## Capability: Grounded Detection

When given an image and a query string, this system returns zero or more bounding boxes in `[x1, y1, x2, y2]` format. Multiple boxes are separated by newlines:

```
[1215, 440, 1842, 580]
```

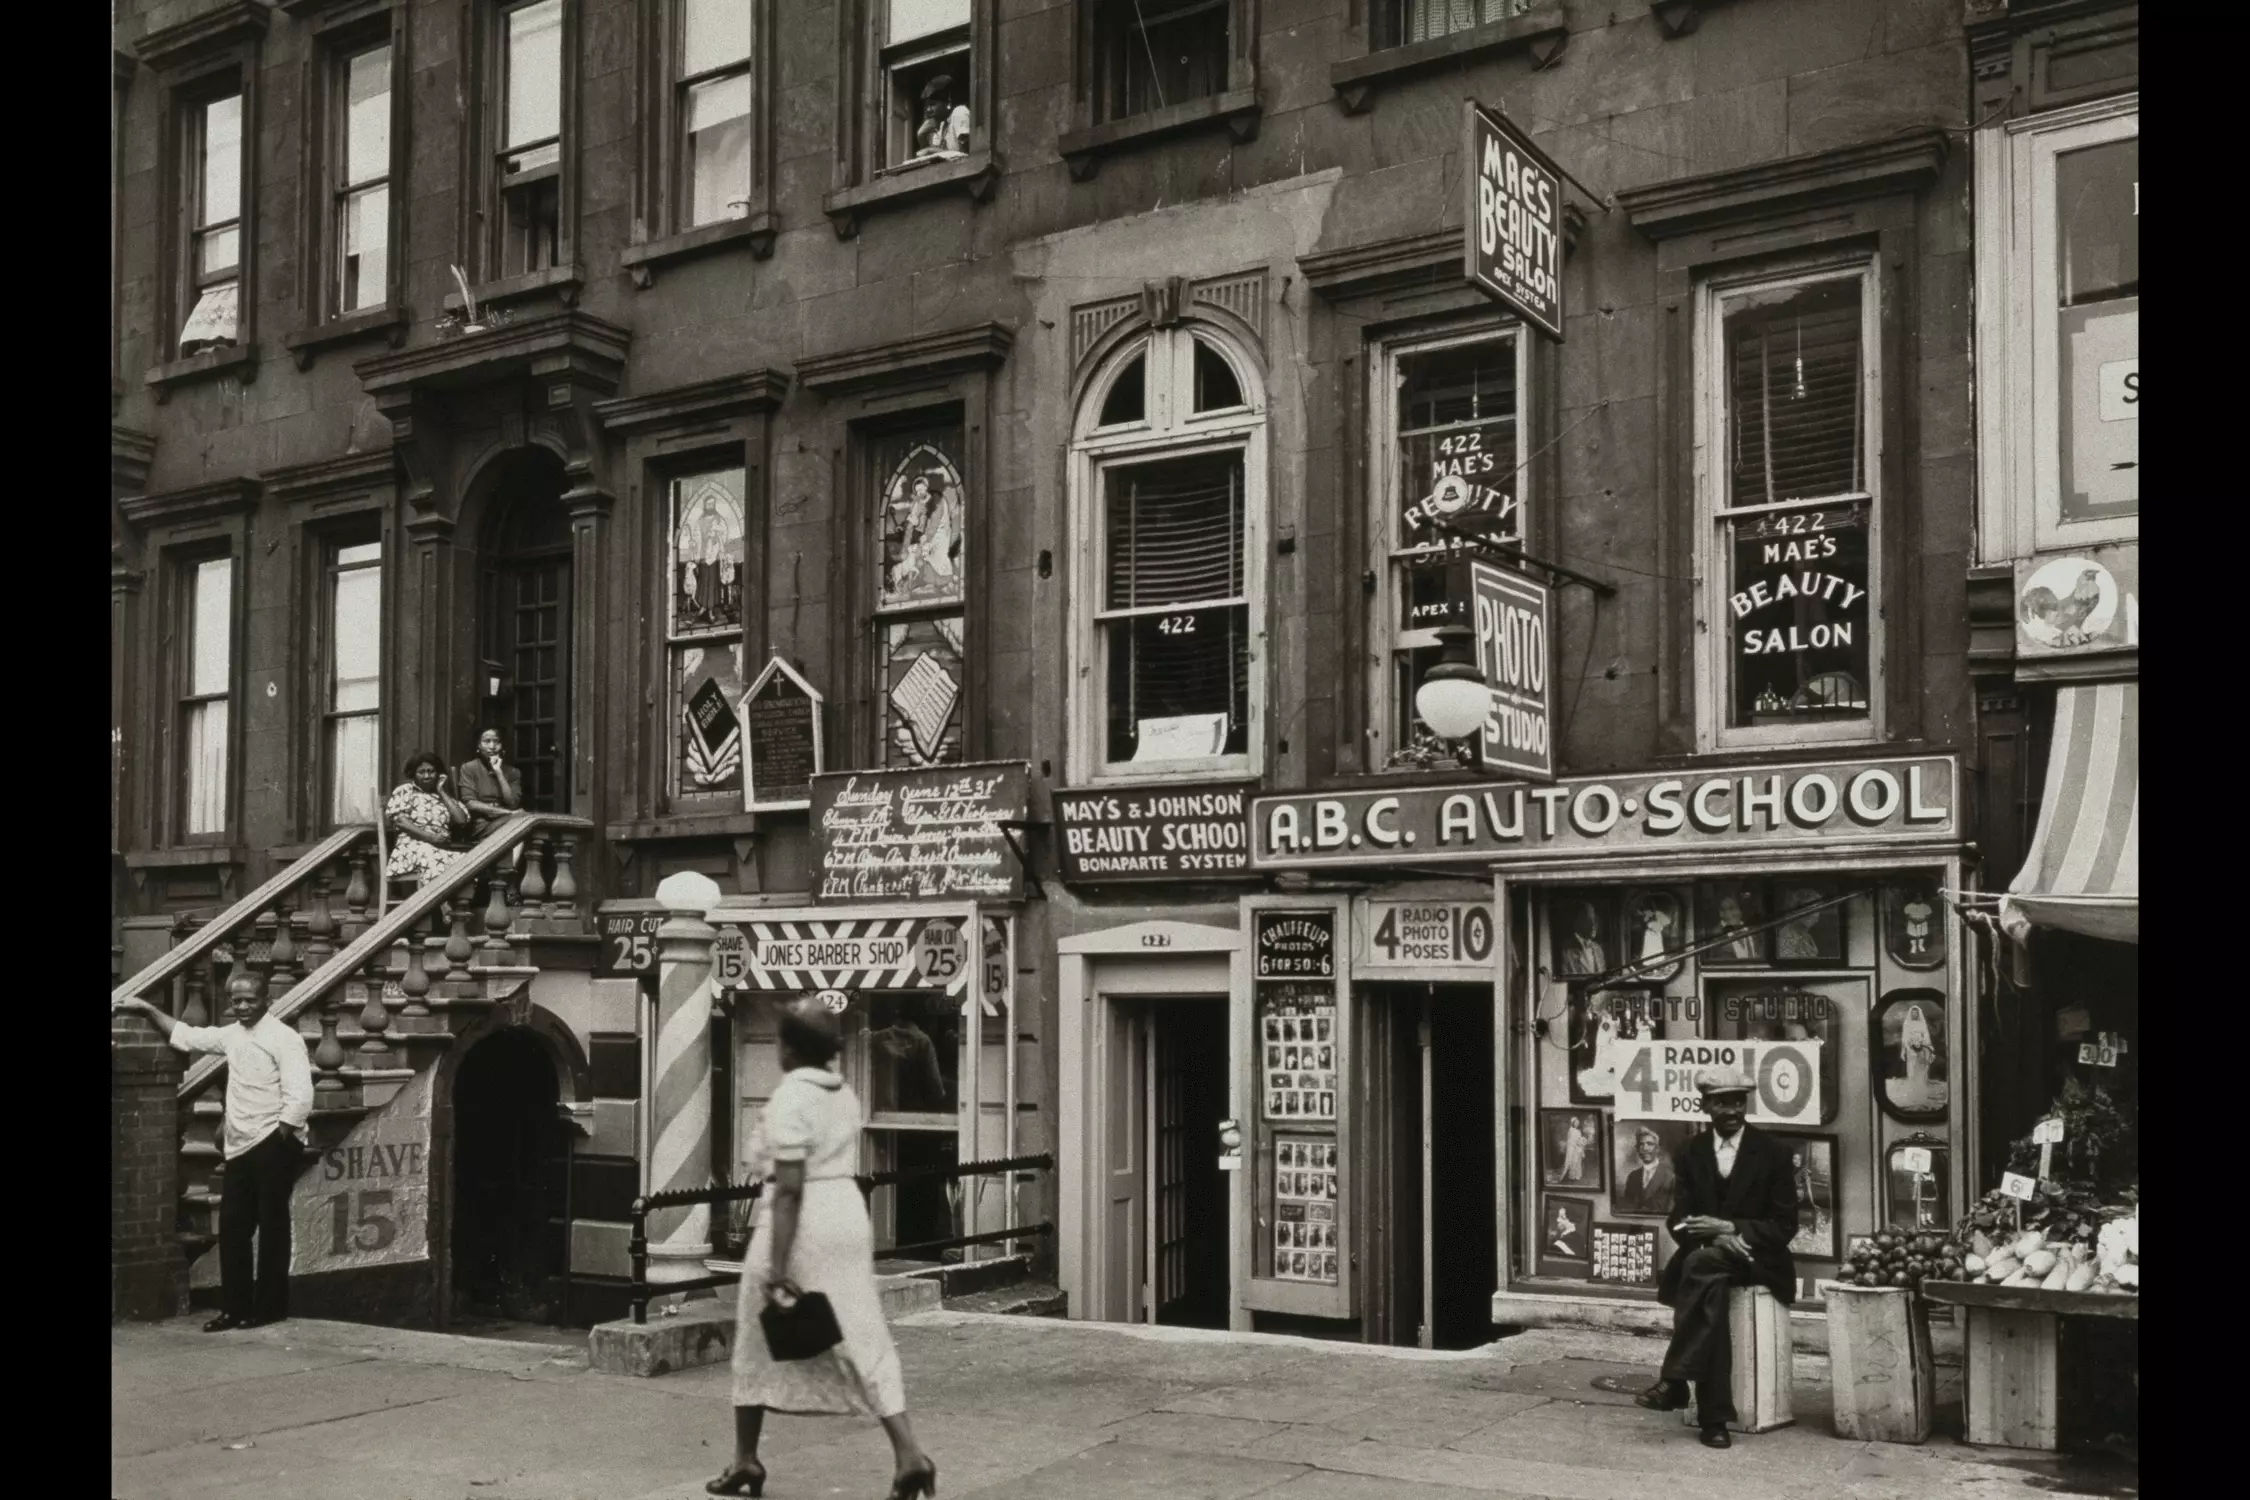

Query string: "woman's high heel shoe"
[706, 1457, 766, 1497]
[884, 1455, 937, 1499]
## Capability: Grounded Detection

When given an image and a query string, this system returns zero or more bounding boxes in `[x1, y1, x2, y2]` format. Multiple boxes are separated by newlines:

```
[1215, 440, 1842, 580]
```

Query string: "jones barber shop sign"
[1252, 755, 1956, 868]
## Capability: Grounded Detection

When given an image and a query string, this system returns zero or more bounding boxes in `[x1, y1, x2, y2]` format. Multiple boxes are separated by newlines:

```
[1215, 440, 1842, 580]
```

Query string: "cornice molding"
[798, 322, 1015, 399]
[112, 426, 157, 498]
[1330, 4, 1569, 115]
[266, 449, 397, 504]
[592, 370, 792, 434]
[118, 475, 261, 529]
[1299, 207, 1585, 303]
[1616, 129, 1951, 241]
[133, 0, 272, 73]
[354, 311, 632, 404]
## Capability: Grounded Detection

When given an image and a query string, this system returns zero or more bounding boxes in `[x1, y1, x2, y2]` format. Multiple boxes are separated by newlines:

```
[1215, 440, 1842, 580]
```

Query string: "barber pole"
[646, 909, 718, 1281]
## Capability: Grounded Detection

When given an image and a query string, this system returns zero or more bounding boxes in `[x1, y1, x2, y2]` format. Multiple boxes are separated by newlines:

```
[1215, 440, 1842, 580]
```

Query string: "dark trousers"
[220, 1129, 300, 1321]
[1660, 1245, 1760, 1425]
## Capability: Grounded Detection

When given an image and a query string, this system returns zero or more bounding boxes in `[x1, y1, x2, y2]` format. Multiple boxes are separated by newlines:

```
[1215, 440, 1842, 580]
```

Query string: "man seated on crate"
[1635, 1066, 1798, 1449]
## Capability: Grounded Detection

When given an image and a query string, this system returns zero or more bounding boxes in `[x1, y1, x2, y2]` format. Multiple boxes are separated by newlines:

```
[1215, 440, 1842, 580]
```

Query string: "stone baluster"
[398, 910, 432, 1019]
[443, 887, 476, 984]
[341, 847, 374, 943]
[267, 900, 299, 987]
[312, 987, 349, 1098]
[355, 947, 393, 1063]
[482, 867, 515, 954]
[550, 835, 580, 925]
[520, 836, 551, 923]
[179, 963, 210, 1028]
[302, 871, 337, 973]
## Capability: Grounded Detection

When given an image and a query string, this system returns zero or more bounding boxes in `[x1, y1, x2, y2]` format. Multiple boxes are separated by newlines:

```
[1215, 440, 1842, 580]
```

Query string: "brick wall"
[112, 1015, 185, 1322]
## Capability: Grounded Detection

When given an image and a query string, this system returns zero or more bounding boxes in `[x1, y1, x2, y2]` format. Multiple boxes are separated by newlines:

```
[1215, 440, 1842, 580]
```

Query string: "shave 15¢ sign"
[1252, 756, 1955, 868]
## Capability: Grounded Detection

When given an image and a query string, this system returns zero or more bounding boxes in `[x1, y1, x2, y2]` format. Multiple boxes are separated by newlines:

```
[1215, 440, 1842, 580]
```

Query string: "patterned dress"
[731, 1067, 906, 1418]
[384, 784, 464, 880]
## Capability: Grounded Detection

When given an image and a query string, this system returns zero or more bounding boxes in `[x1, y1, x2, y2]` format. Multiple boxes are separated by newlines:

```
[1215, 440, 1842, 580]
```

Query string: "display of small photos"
[1589, 1222, 1659, 1288]
[1273, 1136, 1339, 1284]
[1260, 982, 1338, 1122]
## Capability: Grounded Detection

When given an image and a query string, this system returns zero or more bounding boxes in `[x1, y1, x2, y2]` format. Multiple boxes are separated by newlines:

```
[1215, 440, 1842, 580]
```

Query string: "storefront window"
[862, 991, 960, 1117]
[1524, 875, 1954, 1298]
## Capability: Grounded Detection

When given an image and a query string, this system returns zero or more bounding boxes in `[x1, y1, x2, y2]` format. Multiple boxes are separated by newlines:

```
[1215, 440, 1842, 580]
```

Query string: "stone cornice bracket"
[797, 321, 1015, 400]
[545, 375, 618, 518]
[591, 369, 792, 435]
[1649, 0, 1707, 40]
[371, 388, 452, 523]
[117, 475, 262, 530]
[131, 0, 272, 72]
[1614, 128, 1951, 241]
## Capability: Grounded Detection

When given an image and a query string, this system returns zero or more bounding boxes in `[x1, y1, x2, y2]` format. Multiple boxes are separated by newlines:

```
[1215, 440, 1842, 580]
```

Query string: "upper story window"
[881, 0, 971, 170]
[1072, 325, 1265, 781]
[1370, 327, 1524, 761]
[178, 554, 235, 838]
[871, 421, 969, 768]
[680, 0, 754, 226]
[332, 44, 394, 315]
[177, 90, 243, 356]
[669, 465, 750, 802]
[1390, 0, 1534, 46]
[1699, 261, 1882, 748]
[323, 539, 384, 825]
[1093, 0, 1228, 122]
[496, 0, 565, 276]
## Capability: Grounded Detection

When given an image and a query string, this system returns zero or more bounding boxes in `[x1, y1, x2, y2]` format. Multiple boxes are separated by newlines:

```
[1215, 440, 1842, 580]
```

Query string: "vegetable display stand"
[1822, 1285, 1935, 1443]
[1922, 1281, 2139, 1451]
[1677, 1287, 1794, 1434]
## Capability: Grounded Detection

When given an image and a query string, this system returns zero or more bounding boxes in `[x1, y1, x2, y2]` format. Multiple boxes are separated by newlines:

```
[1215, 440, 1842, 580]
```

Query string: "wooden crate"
[1823, 1285, 1935, 1443]
[1680, 1286, 1794, 1434]
[1924, 1280, 2136, 1452]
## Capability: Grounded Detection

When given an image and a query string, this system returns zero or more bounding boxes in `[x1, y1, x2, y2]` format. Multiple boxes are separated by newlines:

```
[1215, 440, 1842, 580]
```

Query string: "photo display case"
[1520, 875, 1958, 1300]
[1245, 898, 1355, 1316]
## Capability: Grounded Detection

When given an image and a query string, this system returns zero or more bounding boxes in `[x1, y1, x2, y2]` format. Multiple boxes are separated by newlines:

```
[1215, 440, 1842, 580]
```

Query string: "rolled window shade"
[1104, 452, 1244, 610]
[1726, 288, 1864, 508]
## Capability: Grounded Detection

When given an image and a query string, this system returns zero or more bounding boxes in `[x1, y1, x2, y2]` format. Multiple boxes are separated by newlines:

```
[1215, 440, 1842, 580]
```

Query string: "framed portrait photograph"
[1568, 984, 1658, 1106]
[1772, 1132, 1842, 1262]
[1548, 894, 1614, 979]
[1539, 1108, 1606, 1192]
[1768, 878, 1846, 965]
[1610, 1119, 1697, 1217]
[1706, 978, 1853, 1127]
[1536, 1195, 1595, 1278]
[1883, 879, 1946, 971]
[1873, 988, 1949, 1123]
[1696, 880, 1770, 967]
[1884, 1137, 1951, 1234]
[1619, 888, 1689, 982]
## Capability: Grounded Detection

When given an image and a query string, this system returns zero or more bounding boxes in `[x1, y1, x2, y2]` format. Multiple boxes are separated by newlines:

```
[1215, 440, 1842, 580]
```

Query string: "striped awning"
[2006, 681, 2138, 943]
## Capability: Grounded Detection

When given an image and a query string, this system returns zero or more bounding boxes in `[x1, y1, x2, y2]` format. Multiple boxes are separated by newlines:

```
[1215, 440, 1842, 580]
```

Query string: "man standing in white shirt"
[115, 971, 314, 1331]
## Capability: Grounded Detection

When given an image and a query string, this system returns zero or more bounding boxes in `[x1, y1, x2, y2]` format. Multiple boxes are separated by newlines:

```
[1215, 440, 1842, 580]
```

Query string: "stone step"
[943, 1279, 1066, 1318]
[588, 1272, 944, 1378]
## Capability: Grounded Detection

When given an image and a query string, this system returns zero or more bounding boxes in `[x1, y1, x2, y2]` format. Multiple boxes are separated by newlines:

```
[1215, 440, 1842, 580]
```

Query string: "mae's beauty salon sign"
[1251, 756, 1955, 869]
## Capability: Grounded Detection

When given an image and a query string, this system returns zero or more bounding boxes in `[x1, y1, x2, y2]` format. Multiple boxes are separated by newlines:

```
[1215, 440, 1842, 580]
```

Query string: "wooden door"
[1101, 1000, 1146, 1324]
[495, 555, 570, 811]
[1148, 1014, 1190, 1320]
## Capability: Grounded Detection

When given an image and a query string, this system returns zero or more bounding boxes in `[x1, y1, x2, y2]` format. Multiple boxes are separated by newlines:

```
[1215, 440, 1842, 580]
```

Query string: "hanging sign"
[1610, 1038, 1823, 1125]
[1254, 755, 1955, 868]
[742, 656, 825, 812]
[595, 908, 666, 977]
[2014, 544, 2138, 673]
[808, 761, 1030, 903]
[714, 915, 977, 996]
[1472, 559, 1555, 780]
[1054, 781, 1253, 882]
[1464, 101, 1565, 341]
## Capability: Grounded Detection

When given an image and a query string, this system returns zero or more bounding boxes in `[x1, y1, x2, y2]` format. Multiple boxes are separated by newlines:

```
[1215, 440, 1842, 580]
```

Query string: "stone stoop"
[588, 1273, 945, 1377]
[942, 1279, 1066, 1318]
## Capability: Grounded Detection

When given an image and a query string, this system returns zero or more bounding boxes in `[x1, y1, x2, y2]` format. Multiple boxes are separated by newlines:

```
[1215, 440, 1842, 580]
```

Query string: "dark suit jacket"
[456, 756, 523, 816]
[1659, 1124, 1798, 1307]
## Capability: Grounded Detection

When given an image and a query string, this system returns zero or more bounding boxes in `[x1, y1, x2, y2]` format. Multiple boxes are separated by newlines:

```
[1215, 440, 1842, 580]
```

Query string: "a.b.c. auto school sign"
[1252, 756, 1955, 869]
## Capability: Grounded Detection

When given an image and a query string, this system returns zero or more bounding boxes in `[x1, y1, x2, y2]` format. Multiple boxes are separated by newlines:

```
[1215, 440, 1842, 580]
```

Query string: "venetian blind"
[1726, 282, 1864, 509]
[1104, 453, 1245, 610]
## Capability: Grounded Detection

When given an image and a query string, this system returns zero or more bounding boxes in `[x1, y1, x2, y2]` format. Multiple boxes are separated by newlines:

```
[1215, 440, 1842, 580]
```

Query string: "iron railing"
[625, 1152, 1055, 1323]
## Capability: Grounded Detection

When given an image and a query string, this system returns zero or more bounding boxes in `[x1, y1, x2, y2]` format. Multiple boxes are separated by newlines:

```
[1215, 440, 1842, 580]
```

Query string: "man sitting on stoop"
[1634, 1066, 1798, 1448]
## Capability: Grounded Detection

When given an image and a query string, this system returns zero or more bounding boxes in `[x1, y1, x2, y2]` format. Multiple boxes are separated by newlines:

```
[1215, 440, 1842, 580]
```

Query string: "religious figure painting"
[670, 470, 746, 638]
[879, 443, 966, 611]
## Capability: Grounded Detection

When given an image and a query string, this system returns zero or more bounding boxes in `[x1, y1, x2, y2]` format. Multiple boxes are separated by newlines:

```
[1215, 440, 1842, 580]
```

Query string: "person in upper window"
[457, 728, 524, 839]
[912, 76, 970, 159]
[385, 749, 470, 881]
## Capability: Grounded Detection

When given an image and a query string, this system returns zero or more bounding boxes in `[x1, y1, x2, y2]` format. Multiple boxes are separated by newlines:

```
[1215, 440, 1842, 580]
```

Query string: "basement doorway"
[451, 1028, 572, 1324]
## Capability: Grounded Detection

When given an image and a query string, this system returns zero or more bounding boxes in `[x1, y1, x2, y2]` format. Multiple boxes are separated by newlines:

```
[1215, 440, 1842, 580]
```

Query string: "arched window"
[1071, 325, 1264, 780]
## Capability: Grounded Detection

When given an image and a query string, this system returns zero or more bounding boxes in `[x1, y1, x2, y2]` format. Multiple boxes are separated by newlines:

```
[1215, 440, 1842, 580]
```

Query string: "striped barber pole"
[647, 919, 715, 1276]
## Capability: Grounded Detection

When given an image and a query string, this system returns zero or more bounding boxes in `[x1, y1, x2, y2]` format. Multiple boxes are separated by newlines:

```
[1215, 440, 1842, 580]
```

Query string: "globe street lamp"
[1414, 620, 1490, 744]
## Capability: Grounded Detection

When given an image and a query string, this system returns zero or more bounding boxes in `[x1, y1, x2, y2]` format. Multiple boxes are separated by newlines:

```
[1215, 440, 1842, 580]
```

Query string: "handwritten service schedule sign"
[809, 761, 1031, 904]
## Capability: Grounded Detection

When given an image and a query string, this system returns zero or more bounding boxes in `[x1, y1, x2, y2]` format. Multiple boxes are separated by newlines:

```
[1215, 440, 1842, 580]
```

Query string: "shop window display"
[1251, 910, 1342, 1289]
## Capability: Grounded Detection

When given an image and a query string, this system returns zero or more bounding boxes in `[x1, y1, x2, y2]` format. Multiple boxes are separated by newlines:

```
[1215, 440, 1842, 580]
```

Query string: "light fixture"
[1414, 622, 1490, 743]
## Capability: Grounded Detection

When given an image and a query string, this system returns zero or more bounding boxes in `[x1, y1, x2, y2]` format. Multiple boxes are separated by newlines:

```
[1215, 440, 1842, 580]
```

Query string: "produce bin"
[1822, 1284, 1935, 1443]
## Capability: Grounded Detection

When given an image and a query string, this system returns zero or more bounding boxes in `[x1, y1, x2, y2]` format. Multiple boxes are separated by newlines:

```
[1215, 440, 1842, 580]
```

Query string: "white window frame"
[1069, 325, 1266, 785]
[178, 553, 237, 841]
[323, 539, 384, 828]
[1693, 253, 1885, 752]
[331, 40, 395, 316]
[1366, 319, 1527, 765]
[1974, 95, 2139, 563]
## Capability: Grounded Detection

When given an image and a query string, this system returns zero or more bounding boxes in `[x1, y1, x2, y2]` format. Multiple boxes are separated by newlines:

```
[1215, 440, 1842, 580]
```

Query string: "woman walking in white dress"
[709, 997, 938, 1499]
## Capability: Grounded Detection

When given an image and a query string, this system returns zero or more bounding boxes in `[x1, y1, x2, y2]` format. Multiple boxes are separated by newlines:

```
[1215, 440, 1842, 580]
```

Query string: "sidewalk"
[111, 1309, 2136, 1500]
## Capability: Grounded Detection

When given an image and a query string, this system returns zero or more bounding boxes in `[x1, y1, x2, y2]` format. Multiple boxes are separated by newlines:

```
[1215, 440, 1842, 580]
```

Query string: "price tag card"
[1898, 1146, 1933, 1175]
[2077, 1043, 2099, 1064]
[2032, 1117, 2066, 1145]
[1999, 1171, 2037, 1200]
[2094, 1045, 2118, 1068]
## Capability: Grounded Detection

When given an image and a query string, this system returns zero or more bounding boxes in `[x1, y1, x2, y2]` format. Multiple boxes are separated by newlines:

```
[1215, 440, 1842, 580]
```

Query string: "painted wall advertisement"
[2015, 542, 2138, 670]
[1472, 560, 1554, 779]
[1053, 780, 1253, 881]
[1464, 101, 1564, 340]
[1253, 755, 1956, 868]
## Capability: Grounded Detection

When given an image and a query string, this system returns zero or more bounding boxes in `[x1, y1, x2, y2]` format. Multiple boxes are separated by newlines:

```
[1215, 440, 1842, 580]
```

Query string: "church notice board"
[743, 656, 824, 811]
[808, 761, 1031, 904]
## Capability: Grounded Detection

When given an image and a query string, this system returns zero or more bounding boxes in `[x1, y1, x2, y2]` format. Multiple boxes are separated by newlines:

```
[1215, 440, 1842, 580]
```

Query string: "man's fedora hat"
[1693, 1065, 1754, 1098]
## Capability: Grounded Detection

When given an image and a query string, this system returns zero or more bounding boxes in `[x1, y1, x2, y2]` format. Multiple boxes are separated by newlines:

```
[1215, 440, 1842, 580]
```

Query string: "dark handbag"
[758, 1289, 843, 1362]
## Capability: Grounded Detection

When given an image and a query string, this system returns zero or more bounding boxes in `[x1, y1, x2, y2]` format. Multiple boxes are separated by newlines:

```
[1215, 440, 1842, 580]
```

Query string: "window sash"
[182, 699, 230, 837]
[341, 44, 393, 192]
[1101, 454, 1246, 614]
[683, 68, 755, 225]
[504, 0, 564, 151]
[1720, 277, 1866, 513]
[195, 94, 243, 231]
[888, 0, 969, 46]
[682, 0, 754, 80]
